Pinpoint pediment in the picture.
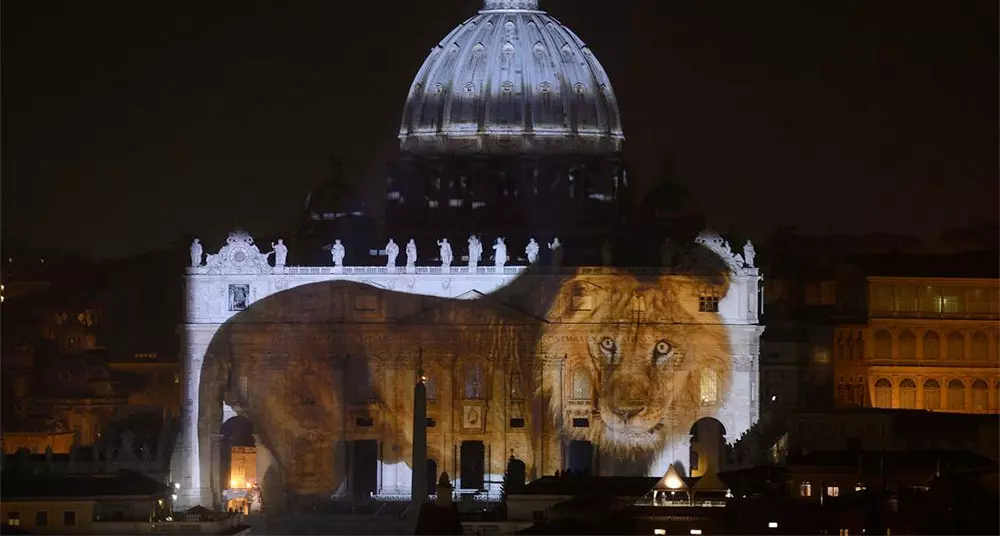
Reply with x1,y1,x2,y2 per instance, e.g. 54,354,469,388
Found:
397,292,547,326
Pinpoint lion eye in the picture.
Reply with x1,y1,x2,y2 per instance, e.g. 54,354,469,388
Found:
652,340,673,363
599,336,617,358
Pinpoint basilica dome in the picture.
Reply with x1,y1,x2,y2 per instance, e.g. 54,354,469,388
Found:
398,0,624,155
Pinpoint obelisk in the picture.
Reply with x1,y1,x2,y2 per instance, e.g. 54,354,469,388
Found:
411,366,428,502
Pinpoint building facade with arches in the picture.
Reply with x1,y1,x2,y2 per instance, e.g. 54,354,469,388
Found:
833,276,1000,414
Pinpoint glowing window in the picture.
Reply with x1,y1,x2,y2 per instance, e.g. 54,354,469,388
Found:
899,379,916,409
699,291,720,312
947,379,964,411
7,512,19,526
465,363,484,399
972,380,988,412
510,371,524,400
855,483,866,492
571,368,592,399
874,378,892,408
700,369,718,405
923,379,941,410
826,486,840,497
799,482,812,497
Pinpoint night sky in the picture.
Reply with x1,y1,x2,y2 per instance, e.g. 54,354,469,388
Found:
3,0,997,259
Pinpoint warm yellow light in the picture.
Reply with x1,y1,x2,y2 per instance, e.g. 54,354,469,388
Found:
690,530,702,536
654,530,667,535
769,522,778,528
664,474,684,489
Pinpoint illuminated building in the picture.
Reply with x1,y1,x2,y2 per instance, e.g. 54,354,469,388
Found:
174,0,765,509
834,276,1000,413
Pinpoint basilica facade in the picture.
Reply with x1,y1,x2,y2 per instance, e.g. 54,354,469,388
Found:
173,0,764,509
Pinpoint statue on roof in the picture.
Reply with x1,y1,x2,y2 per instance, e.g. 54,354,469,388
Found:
548,237,563,268
406,239,418,268
437,238,453,268
190,238,203,268
271,239,288,267
525,238,540,264
468,235,483,268
330,239,346,267
493,238,508,269
385,239,399,268
743,240,756,268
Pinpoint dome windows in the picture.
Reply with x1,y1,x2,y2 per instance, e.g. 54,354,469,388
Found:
502,41,515,56
501,81,515,93
532,41,547,57
560,43,573,61
472,42,486,56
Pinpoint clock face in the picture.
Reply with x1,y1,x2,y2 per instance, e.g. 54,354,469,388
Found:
230,247,249,264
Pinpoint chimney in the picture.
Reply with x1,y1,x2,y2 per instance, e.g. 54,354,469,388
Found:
436,472,454,507
410,364,428,502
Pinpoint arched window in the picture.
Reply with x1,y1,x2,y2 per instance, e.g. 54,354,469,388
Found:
899,379,917,409
898,331,916,360
571,368,592,400
874,330,892,359
700,369,719,405
923,379,941,410
509,371,524,400
874,378,892,409
465,363,484,399
947,332,965,360
947,379,965,411
971,379,988,412
923,331,941,360
971,331,989,360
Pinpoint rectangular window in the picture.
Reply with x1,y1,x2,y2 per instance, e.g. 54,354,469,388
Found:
820,281,837,305
354,295,378,312
426,417,436,428
63,511,76,526
799,482,812,497
572,418,589,428
855,483,866,492
826,486,840,497
355,417,374,428
570,286,592,311
35,511,47,526
228,284,250,311
7,512,19,526
510,417,525,428
698,294,720,313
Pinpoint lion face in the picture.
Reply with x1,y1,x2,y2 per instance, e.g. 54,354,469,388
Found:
539,273,733,460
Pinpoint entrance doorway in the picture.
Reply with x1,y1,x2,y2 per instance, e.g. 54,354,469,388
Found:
349,439,378,498
426,459,438,496
567,440,594,475
459,441,485,490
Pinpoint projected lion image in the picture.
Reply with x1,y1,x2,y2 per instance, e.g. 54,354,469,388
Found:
193,242,740,504
539,270,731,468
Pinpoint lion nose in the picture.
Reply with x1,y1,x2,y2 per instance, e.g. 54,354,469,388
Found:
613,406,645,424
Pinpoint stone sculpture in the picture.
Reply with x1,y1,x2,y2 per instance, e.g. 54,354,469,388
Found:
190,238,203,267
467,235,482,268
548,237,563,268
204,230,272,275
385,239,399,268
525,238,540,264
406,239,418,268
438,238,453,268
493,238,508,269
271,239,288,267
743,240,756,268
330,239,346,267
601,238,613,266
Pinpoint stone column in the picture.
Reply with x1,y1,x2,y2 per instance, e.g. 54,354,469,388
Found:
174,324,219,509
210,433,223,510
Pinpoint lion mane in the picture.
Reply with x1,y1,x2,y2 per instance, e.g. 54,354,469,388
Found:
535,267,733,471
